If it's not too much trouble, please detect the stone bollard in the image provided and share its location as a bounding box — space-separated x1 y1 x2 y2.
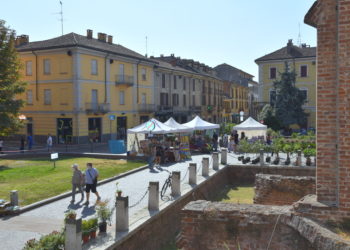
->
171 171 181 196
259 149 264 166
212 152 219 170
221 148 227 164
65 217 82 250
202 157 209 177
296 150 302 167
116 196 129 233
10 190 18 206
189 163 197 185
148 182 159 211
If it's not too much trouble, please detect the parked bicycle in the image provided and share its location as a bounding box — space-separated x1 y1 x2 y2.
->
161 171 172 198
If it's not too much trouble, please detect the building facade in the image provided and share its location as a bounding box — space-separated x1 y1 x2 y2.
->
255 40 316 128
16 30 156 143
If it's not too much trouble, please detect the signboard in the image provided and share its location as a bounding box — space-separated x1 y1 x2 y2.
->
51 153 59 160
109 115 116 121
146 121 156 131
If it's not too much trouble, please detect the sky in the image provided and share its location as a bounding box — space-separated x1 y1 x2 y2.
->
2 0 317 80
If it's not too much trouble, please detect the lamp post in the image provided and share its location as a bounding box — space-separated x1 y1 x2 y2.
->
239 111 244 122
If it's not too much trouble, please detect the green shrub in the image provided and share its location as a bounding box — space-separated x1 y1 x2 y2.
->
23 231 64 250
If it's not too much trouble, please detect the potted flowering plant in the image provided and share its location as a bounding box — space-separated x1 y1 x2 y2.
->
64 209 77 224
81 220 90 243
116 182 122 197
95 199 114 233
88 218 98 239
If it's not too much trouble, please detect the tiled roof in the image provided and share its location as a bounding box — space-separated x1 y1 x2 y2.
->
214 63 250 87
255 44 316 63
16 33 155 62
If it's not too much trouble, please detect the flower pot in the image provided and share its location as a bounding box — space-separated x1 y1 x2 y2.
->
117 191 122 197
90 230 97 239
99 222 107 233
306 157 312 166
82 234 90 244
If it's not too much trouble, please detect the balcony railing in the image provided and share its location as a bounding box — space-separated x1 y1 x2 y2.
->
85 102 110 114
138 104 156 113
115 74 134 86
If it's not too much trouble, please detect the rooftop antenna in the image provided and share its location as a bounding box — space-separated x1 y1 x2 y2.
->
58 1 63 36
145 36 148 57
297 23 301 46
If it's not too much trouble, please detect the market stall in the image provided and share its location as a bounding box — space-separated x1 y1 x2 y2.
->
182 116 220 152
233 117 267 139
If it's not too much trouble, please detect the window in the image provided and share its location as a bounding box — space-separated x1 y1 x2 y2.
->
26 61 32 76
91 89 98 109
183 77 186 90
173 75 177 89
141 68 146 80
192 79 195 91
269 90 276 106
183 94 186 106
141 93 146 104
119 91 125 105
172 94 179 106
300 89 308 102
59 59 68 74
26 90 33 105
300 65 308 77
44 89 51 105
43 59 51 75
91 59 98 75
270 67 276 79
162 74 165 88
119 64 124 80
160 93 169 105
192 95 195 106
202 95 206 105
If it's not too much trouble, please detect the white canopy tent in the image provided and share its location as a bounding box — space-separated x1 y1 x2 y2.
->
127 118 175 134
233 117 267 138
164 117 194 133
182 116 220 130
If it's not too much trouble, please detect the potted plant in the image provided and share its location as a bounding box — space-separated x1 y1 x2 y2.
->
81 220 90 244
95 199 114 233
64 209 77 224
303 148 313 166
88 218 98 239
282 143 293 165
116 182 122 197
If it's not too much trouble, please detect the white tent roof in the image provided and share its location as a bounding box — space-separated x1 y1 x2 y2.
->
182 116 220 130
233 117 267 131
164 117 194 133
127 118 175 134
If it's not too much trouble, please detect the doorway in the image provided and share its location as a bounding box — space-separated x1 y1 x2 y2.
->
57 118 73 144
117 116 127 140
88 118 102 142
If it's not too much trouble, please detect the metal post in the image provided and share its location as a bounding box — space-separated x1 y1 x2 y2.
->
202 157 209 177
213 152 219 170
171 171 181 196
148 182 159 211
221 148 227 164
116 196 129 232
10 190 18 206
189 163 197 185
65 218 82 250
260 148 264 167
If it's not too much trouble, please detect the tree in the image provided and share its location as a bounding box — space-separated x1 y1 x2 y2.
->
273 62 308 129
0 20 26 136
258 104 281 131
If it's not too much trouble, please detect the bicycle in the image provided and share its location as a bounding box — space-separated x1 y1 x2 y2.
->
161 172 172 198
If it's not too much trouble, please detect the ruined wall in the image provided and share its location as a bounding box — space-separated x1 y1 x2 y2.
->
177 201 315 250
254 174 316 205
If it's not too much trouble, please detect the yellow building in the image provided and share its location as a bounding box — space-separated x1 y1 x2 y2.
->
15 30 156 143
255 39 316 128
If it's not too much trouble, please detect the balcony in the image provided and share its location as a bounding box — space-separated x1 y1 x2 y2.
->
115 74 134 86
190 106 202 113
85 102 110 114
138 104 156 113
155 105 173 116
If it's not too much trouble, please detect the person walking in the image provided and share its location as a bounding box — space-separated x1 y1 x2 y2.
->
147 138 157 169
233 131 239 153
84 163 101 205
27 134 33 151
71 164 84 203
20 137 25 153
212 132 218 152
47 134 53 152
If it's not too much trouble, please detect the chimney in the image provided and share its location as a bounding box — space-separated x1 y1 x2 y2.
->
15 35 29 46
170 53 175 57
87 29 93 39
160 54 164 57
287 39 293 53
97 32 107 42
107 35 113 44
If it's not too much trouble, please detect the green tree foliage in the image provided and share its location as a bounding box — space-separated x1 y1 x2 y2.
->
258 104 281 131
0 20 26 136
273 62 308 128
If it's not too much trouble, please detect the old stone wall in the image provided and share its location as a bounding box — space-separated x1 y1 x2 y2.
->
177 201 315 250
254 174 316 205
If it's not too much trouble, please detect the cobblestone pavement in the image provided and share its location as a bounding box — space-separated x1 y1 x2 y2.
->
0 150 311 250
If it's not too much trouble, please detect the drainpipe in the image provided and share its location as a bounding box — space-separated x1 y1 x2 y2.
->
335 0 340 207
104 53 110 103
136 60 141 104
31 51 38 101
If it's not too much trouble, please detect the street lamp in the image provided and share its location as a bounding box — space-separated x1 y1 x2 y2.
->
239 111 244 122
18 114 26 121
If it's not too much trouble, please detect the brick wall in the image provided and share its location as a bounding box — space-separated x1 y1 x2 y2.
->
254 174 316 205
